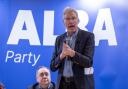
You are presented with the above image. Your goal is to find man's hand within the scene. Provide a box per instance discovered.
[60,43,75,60]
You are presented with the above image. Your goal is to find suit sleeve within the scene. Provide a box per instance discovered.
[72,33,95,68]
[50,37,63,71]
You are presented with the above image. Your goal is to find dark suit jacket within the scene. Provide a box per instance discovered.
[50,29,95,89]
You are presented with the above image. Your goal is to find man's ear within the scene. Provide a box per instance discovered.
[36,76,40,83]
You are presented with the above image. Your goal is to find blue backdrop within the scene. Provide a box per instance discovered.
[0,0,128,89]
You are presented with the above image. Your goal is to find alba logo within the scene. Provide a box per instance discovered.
[7,8,117,46]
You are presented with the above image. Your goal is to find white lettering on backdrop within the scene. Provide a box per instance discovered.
[7,8,117,46]
[5,8,117,66]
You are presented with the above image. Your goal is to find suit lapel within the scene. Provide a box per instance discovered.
[74,29,81,51]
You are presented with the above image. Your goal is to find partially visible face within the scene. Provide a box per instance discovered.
[63,11,79,35]
[36,68,50,88]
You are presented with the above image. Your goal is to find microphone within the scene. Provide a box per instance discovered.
[64,37,71,60]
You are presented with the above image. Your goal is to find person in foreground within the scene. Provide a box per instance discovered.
[28,66,55,89]
[50,6,95,89]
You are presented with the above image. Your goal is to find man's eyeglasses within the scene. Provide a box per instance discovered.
[64,17,77,21]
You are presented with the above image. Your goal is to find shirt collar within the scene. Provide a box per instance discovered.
[66,28,79,38]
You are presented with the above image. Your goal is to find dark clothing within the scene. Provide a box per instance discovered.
[59,76,77,89]
[28,82,55,89]
[50,29,95,89]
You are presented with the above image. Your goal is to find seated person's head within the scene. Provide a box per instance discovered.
[36,66,51,89]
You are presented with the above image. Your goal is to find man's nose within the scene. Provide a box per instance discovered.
[69,18,74,22]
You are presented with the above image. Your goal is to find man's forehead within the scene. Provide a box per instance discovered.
[64,12,77,17]
[38,68,49,73]
[65,11,76,15]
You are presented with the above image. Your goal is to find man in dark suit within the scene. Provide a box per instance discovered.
[28,66,55,89]
[50,7,95,89]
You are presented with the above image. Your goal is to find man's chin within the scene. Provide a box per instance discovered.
[67,29,76,34]
[68,27,77,31]
[41,80,49,84]
[41,82,49,85]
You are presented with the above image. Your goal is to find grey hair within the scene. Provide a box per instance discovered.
[36,66,51,82]
[63,6,78,18]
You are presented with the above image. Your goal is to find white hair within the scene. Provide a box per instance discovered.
[63,6,78,18]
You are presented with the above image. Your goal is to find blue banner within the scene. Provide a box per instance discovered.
[0,0,128,89]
